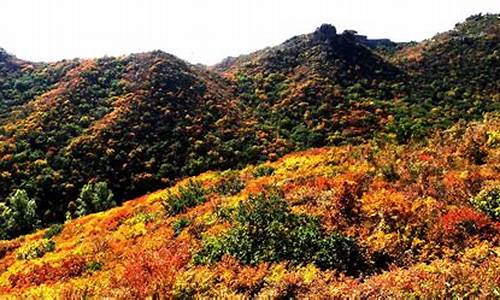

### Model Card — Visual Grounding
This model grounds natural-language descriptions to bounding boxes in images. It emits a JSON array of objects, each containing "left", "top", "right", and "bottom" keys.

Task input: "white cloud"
[{"left": 0, "top": 0, "right": 498, "bottom": 64}]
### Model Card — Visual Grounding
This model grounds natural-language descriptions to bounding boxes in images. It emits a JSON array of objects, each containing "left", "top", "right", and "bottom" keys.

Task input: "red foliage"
[
  {"left": 282, "top": 176, "right": 337, "bottom": 195},
  {"left": 98, "top": 208, "right": 133, "bottom": 231},
  {"left": 440, "top": 207, "right": 493, "bottom": 239},
  {"left": 0, "top": 241, "right": 20, "bottom": 259},
  {"left": 418, "top": 153, "right": 432, "bottom": 162},
  {"left": 215, "top": 256, "right": 269, "bottom": 292},
  {"left": 9, "top": 256, "right": 88, "bottom": 289},
  {"left": 114, "top": 241, "right": 190, "bottom": 298}
]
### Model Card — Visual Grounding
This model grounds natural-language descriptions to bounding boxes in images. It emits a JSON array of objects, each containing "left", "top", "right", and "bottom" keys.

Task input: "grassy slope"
[{"left": 0, "top": 115, "right": 500, "bottom": 298}]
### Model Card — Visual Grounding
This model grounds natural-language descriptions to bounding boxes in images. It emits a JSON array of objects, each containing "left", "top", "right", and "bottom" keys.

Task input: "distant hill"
[
  {"left": 0, "top": 49, "right": 78, "bottom": 116},
  {"left": 391, "top": 13, "right": 499, "bottom": 96}
]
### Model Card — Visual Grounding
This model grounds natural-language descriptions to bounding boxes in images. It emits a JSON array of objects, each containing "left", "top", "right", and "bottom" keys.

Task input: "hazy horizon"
[{"left": 0, "top": 0, "right": 498, "bottom": 65}]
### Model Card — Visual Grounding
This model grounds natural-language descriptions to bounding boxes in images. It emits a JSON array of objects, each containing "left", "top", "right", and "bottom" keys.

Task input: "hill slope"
[
  {"left": 0, "top": 15, "right": 498, "bottom": 228},
  {"left": 1, "top": 115, "right": 500, "bottom": 297},
  {"left": 0, "top": 51, "right": 243, "bottom": 223}
]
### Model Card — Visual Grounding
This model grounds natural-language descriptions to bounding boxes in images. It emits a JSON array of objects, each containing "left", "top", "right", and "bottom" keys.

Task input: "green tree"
[
  {"left": 2, "top": 189, "right": 40, "bottom": 238},
  {"left": 75, "top": 182, "right": 115, "bottom": 217},
  {"left": 472, "top": 183, "right": 500, "bottom": 220},
  {"left": 0, "top": 202, "right": 12, "bottom": 239},
  {"left": 195, "top": 191, "right": 365, "bottom": 274}
]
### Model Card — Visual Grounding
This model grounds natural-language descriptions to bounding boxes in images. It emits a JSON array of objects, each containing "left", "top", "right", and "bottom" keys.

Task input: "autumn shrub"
[
  {"left": 163, "top": 180, "right": 207, "bottom": 216},
  {"left": 440, "top": 207, "right": 492, "bottom": 241},
  {"left": 43, "top": 223, "right": 64, "bottom": 239},
  {"left": 380, "top": 164, "right": 400, "bottom": 182},
  {"left": 172, "top": 217, "right": 190, "bottom": 236},
  {"left": 486, "top": 131, "right": 500, "bottom": 147},
  {"left": 172, "top": 267, "right": 219, "bottom": 298},
  {"left": 0, "top": 240, "right": 20, "bottom": 259},
  {"left": 16, "top": 239, "right": 55, "bottom": 260},
  {"left": 114, "top": 242, "right": 191, "bottom": 298},
  {"left": 194, "top": 192, "right": 364, "bottom": 274},
  {"left": 9, "top": 256, "right": 88, "bottom": 289},
  {"left": 471, "top": 183, "right": 500, "bottom": 220},
  {"left": 213, "top": 173, "right": 245, "bottom": 196},
  {"left": 466, "top": 141, "right": 488, "bottom": 165},
  {"left": 361, "top": 189, "right": 411, "bottom": 230},
  {"left": 215, "top": 257, "right": 270, "bottom": 293},
  {"left": 461, "top": 131, "right": 488, "bottom": 165},
  {"left": 253, "top": 165, "right": 275, "bottom": 177}
]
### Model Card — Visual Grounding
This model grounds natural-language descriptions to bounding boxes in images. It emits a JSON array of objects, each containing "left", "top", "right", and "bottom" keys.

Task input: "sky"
[{"left": 0, "top": 0, "right": 498, "bottom": 65}]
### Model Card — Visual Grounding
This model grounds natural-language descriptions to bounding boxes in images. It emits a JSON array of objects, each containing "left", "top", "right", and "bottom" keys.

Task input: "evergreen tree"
[
  {"left": 75, "top": 184, "right": 92, "bottom": 217},
  {"left": 0, "top": 202, "right": 12, "bottom": 240},
  {"left": 2, "top": 189, "right": 39, "bottom": 238},
  {"left": 75, "top": 182, "right": 115, "bottom": 217},
  {"left": 92, "top": 182, "right": 116, "bottom": 212}
]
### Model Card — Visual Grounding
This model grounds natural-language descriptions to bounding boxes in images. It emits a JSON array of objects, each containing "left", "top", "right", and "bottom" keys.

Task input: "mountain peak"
[
  {"left": 0, "top": 48, "right": 10, "bottom": 60},
  {"left": 312, "top": 24, "right": 337, "bottom": 41}
]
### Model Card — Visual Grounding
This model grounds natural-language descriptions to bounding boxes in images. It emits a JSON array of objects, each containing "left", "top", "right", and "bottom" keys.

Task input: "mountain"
[
  {"left": 0, "top": 49, "right": 78, "bottom": 116},
  {"left": 392, "top": 13, "right": 499, "bottom": 97},
  {"left": 0, "top": 14, "right": 498, "bottom": 230},
  {"left": 0, "top": 51, "right": 244, "bottom": 223},
  {"left": 216, "top": 15, "right": 499, "bottom": 147},
  {"left": 385, "top": 13, "right": 500, "bottom": 134},
  {"left": 214, "top": 24, "right": 404, "bottom": 146},
  {"left": 0, "top": 14, "right": 498, "bottom": 297}
]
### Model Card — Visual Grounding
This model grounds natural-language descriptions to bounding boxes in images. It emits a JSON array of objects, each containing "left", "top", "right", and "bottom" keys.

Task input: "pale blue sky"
[{"left": 0, "top": 0, "right": 498, "bottom": 65}]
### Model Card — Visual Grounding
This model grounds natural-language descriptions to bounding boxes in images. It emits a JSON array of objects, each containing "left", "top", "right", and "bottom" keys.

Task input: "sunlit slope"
[{"left": 1, "top": 116, "right": 500, "bottom": 298}]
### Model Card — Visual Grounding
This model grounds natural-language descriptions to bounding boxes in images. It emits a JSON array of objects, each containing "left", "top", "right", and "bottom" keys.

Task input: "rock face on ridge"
[{"left": 312, "top": 24, "right": 338, "bottom": 42}]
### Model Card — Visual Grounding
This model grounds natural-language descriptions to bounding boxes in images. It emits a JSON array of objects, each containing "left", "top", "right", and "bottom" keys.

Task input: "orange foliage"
[
  {"left": 361, "top": 189, "right": 411, "bottom": 229},
  {"left": 7, "top": 256, "right": 88, "bottom": 290},
  {"left": 97, "top": 207, "right": 134, "bottom": 231},
  {"left": 111, "top": 241, "right": 190, "bottom": 298},
  {"left": 440, "top": 207, "right": 495, "bottom": 242},
  {"left": 215, "top": 256, "right": 269, "bottom": 292}
]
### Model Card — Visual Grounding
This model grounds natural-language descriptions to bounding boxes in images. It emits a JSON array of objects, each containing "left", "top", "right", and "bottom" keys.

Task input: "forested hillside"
[
  {"left": 1, "top": 114, "right": 500, "bottom": 297},
  {"left": 0, "top": 15, "right": 497, "bottom": 233}
]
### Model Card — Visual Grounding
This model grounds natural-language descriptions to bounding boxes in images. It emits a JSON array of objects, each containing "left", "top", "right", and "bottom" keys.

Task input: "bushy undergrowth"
[
  {"left": 16, "top": 239, "right": 55, "bottom": 260},
  {"left": 194, "top": 191, "right": 365, "bottom": 274},
  {"left": 172, "top": 217, "right": 191, "bottom": 236},
  {"left": 163, "top": 181, "right": 207, "bottom": 216},
  {"left": 213, "top": 173, "right": 245, "bottom": 196},
  {"left": 43, "top": 224, "right": 64, "bottom": 239},
  {"left": 253, "top": 165, "right": 275, "bottom": 177},
  {"left": 472, "top": 183, "right": 500, "bottom": 220}
]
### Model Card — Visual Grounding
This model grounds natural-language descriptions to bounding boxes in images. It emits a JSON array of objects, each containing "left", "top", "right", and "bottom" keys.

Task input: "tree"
[
  {"left": 1, "top": 189, "right": 40, "bottom": 239},
  {"left": 92, "top": 182, "right": 116, "bottom": 212},
  {"left": 0, "top": 202, "right": 12, "bottom": 239},
  {"left": 75, "top": 182, "right": 115, "bottom": 217}
]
